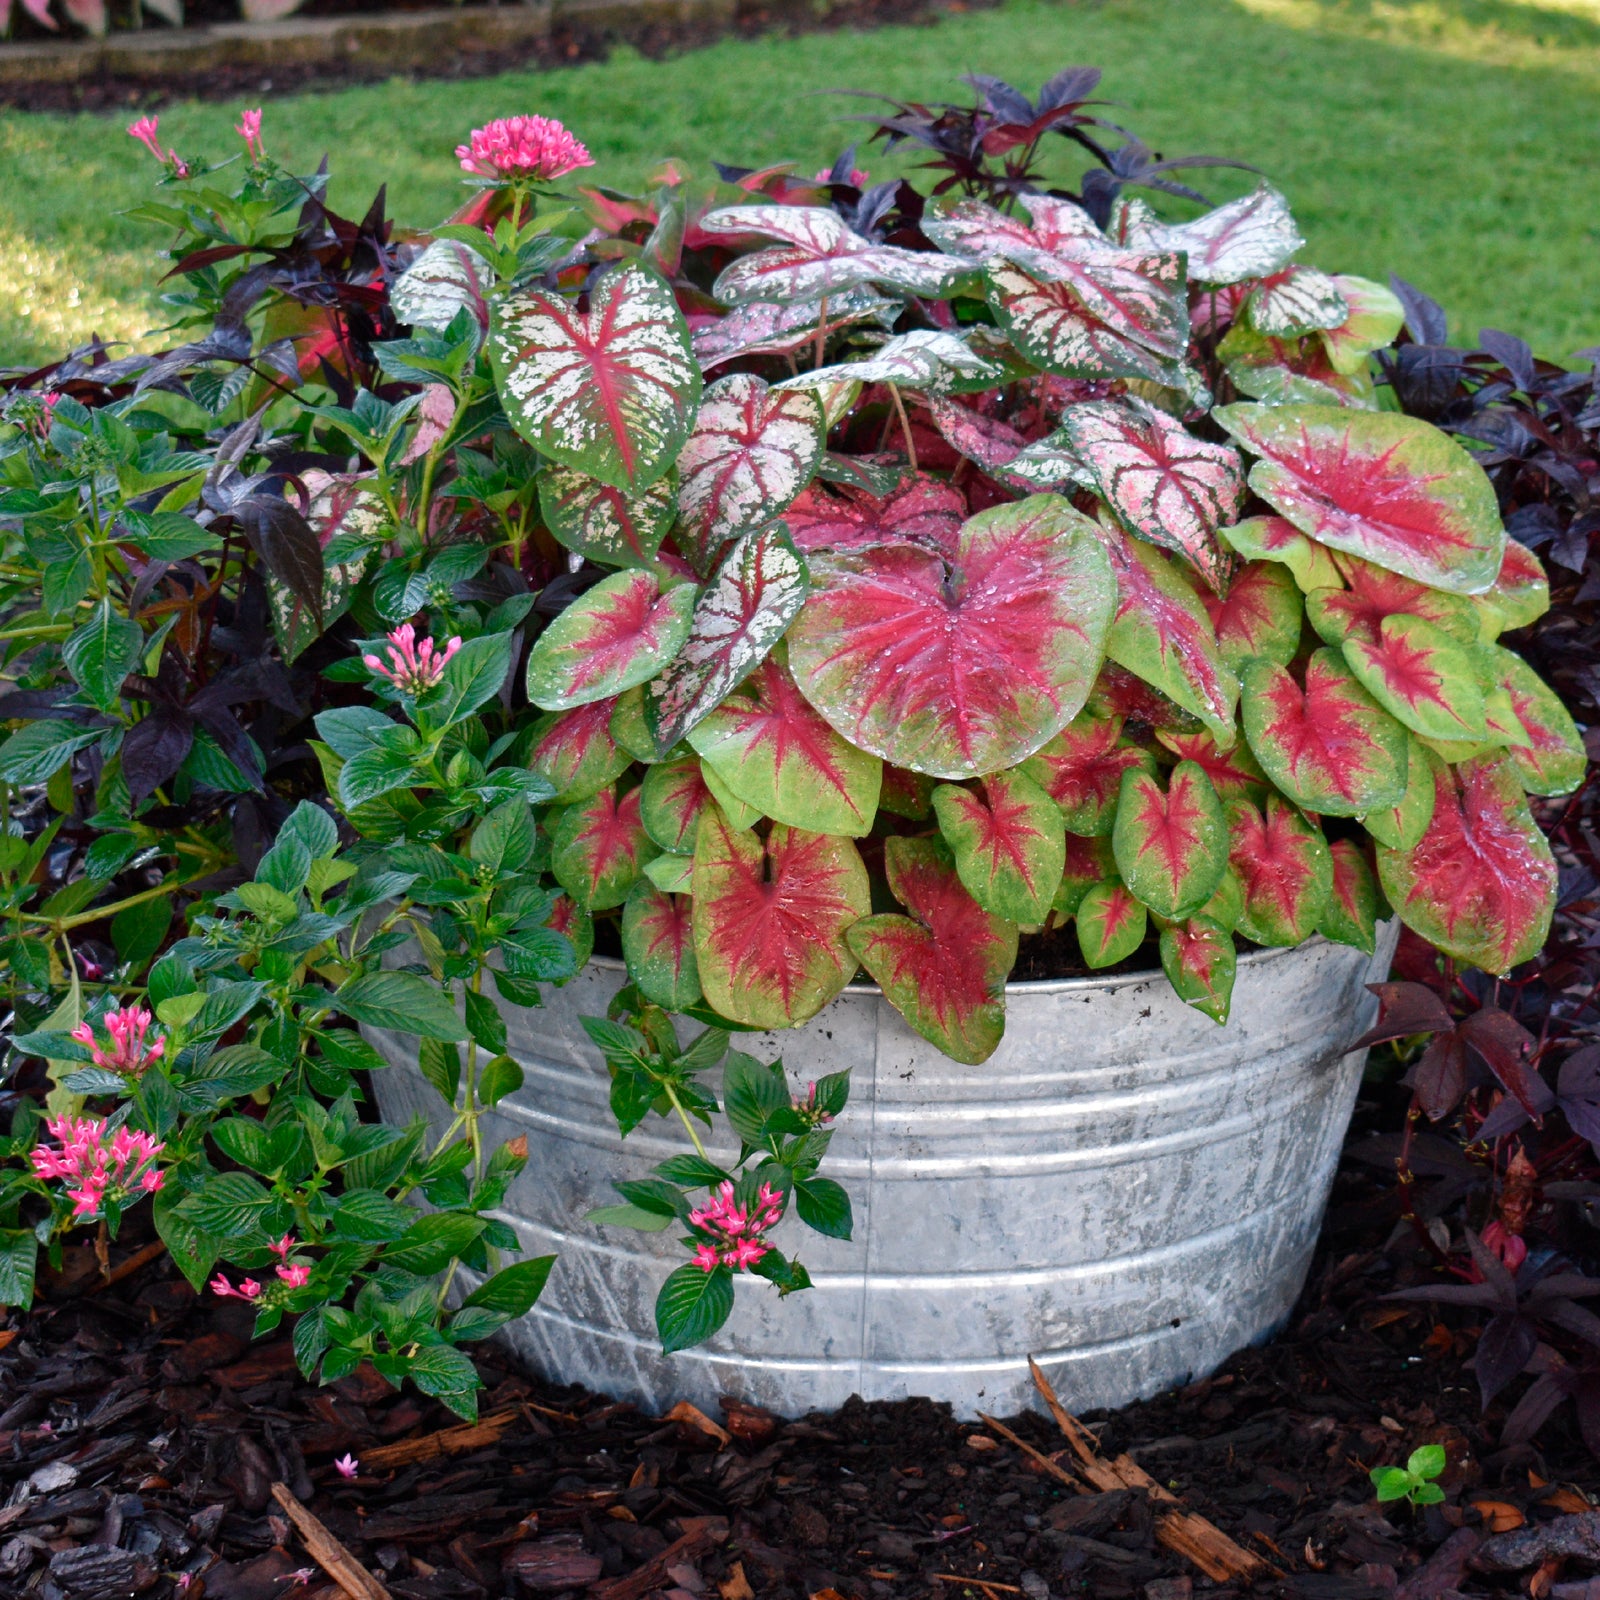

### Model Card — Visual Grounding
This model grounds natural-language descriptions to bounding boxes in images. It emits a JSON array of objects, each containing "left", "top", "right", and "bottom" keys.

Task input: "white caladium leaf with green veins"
[
  {"left": 489, "top": 262, "right": 701, "bottom": 495},
  {"left": 641, "top": 524, "right": 811, "bottom": 756},
  {"left": 1112, "top": 185, "right": 1303, "bottom": 285},
  {"left": 700, "top": 204, "right": 968, "bottom": 305},
  {"left": 1247, "top": 266, "right": 1351, "bottom": 338},
  {"left": 692, "top": 288, "right": 897, "bottom": 371},
  {"left": 676, "top": 374, "right": 825, "bottom": 573},
  {"left": 392, "top": 239, "right": 493, "bottom": 333},
  {"left": 776, "top": 330, "right": 1005, "bottom": 396}
]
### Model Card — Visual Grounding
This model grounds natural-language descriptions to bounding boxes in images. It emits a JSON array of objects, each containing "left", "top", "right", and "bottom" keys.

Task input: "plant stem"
[
  {"left": 887, "top": 384, "right": 918, "bottom": 474},
  {"left": 662, "top": 1080, "right": 709, "bottom": 1162},
  {"left": 813, "top": 296, "right": 829, "bottom": 371}
]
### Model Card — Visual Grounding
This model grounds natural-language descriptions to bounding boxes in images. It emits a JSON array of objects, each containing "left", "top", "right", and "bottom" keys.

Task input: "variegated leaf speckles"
[
  {"left": 675, "top": 373, "right": 824, "bottom": 574},
  {"left": 1112, "top": 761, "right": 1229, "bottom": 921},
  {"left": 392, "top": 238, "right": 492, "bottom": 333},
  {"left": 1214, "top": 404, "right": 1507, "bottom": 595},
  {"left": 539, "top": 466, "right": 676, "bottom": 570},
  {"left": 693, "top": 288, "right": 895, "bottom": 370},
  {"left": 1375, "top": 752, "right": 1557, "bottom": 975},
  {"left": 787, "top": 494, "right": 1115, "bottom": 779},
  {"left": 1113, "top": 184, "right": 1302, "bottom": 286},
  {"left": 691, "top": 805, "right": 870, "bottom": 1029},
  {"left": 777, "top": 330, "right": 1004, "bottom": 397},
  {"left": 1246, "top": 266, "right": 1350, "bottom": 338},
  {"left": 782, "top": 476, "right": 966, "bottom": 556},
  {"left": 489, "top": 262, "right": 701, "bottom": 494},
  {"left": 1062, "top": 397, "right": 1243, "bottom": 592},
  {"left": 269, "top": 470, "right": 383, "bottom": 663},
  {"left": 642, "top": 524, "right": 810, "bottom": 757}
]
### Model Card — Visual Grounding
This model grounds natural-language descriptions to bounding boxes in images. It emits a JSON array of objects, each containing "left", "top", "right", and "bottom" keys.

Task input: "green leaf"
[
  {"left": 0, "top": 722, "right": 101, "bottom": 786},
  {"left": 794, "top": 1176, "right": 852, "bottom": 1240},
  {"left": 333, "top": 1188, "right": 416, "bottom": 1242},
  {"left": 406, "top": 1341, "right": 481, "bottom": 1418},
  {"left": 656, "top": 1261, "right": 735, "bottom": 1354},
  {"left": 336, "top": 972, "right": 468, "bottom": 1041},
  {"left": 463, "top": 989, "right": 508, "bottom": 1055},
  {"left": 1370, "top": 1467, "right": 1412, "bottom": 1503},
  {"left": 587, "top": 1203, "right": 677, "bottom": 1231},
  {"left": 468, "top": 799, "right": 535, "bottom": 873},
  {"left": 0, "top": 1230, "right": 37, "bottom": 1310},
  {"left": 210, "top": 1116, "right": 279, "bottom": 1175},
  {"left": 181, "top": 1170, "right": 275, "bottom": 1237},
  {"left": 111, "top": 895, "right": 173, "bottom": 967},
  {"left": 1406, "top": 1444, "right": 1446, "bottom": 1480},
  {"left": 62, "top": 598, "right": 142, "bottom": 712},
  {"left": 385, "top": 1212, "right": 487, "bottom": 1273},
  {"left": 462, "top": 1256, "right": 555, "bottom": 1316},
  {"left": 427, "top": 631, "right": 513, "bottom": 729},
  {"left": 478, "top": 1053, "right": 524, "bottom": 1107},
  {"left": 722, "top": 1050, "right": 797, "bottom": 1147},
  {"left": 154, "top": 1185, "right": 222, "bottom": 1292},
  {"left": 338, "top": 745, "right": 422, "bottom": 810}
]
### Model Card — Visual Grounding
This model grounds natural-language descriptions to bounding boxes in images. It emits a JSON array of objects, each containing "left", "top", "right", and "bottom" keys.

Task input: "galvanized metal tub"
[{"left": 368, "top": 925, "right": 1396, "bottom": 1420}]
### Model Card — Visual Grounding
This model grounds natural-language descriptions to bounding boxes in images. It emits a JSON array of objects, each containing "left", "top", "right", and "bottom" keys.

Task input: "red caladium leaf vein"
[
  {"left": 1226, "top": 795, "right": 1333, "bottom": 947},
  {"left": 932, "top": 769, "right": 1066, "bottom": 923},
  {"left": 1159, "top": 916, "right": 1237, "bottom": 1023},
  {"left": 1305, "top": 553, "right": 1477, "bottom": 648},
  {"left": 1320, "top": 838, "right": 1383, "bottom": 955},
  {"left": 622, "top": 881, "right": 702, "bottom": 1010},
  {"left": 1200, "top": 559, "right": 1303, "bottom": 670},
  {"left": 551, "top": 785, "right": 658, "bottom": 910},
  {"left": 782, "top": 476, "right": 966, "bottom": 556},
  {"left": 1021, "top": 711, "right": 1156, "bottom": 836},
  {"left": 1075, "top": 879, "right": 1148, "bottom": 969},
  {"left": 639, "top": 755, "right": 715, "bottom": 852},
  {"left": 539, "top": 466, "right": 676, "bottom": 569},
  {"left": 1341, "top": 614, "right": 1488, "bottom": 743},
  {"left": 1112, "top": 761, "right": 1229, "bottom": 921},
  {"left": 1488, "top": 645, "right": 1586, "bottom": 796},
  {"left": 1113, "top": 184, "right": 1301, "bottom": 285},
  {"left": 525, "top": 698, "right": 630, "bottom": 802}
]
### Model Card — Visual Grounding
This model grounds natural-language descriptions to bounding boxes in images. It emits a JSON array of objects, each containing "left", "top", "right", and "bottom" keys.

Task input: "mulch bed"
[{"left": 3, "top": 1081, "right": 1598, "bottom": 1600}]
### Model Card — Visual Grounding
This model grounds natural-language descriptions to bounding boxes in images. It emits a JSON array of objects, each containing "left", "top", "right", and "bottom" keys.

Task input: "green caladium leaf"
[
  {"left": 525, "top": 570, "right": 697, "bottom": 710},
  {"left": 1220, "top": 514, "right": 1342, "bottom": 593},
  {"left": 643, "top": 852, "right": 693, "bottom": 893},
  {"left": 1246, "top": 265, "right": 1349, "bottom": 337},
  {"left": 1341, "top": 615, "right": 1488, "bottom": 743},
  {"left": 692, "top": 805, "right": 869, "bottom": 1029},
  {"left": 1319, "top": 838, "right": 1383, "bottom": 955},
  {"left": 1475, "top": 540, "right": 1549, "bottom": 638},
  {"left": 1054, "top": 833, "right": 1117, "bottom": 916},
  {"left": 880, "top": 765, "right": 936, "bottom": 821},
  {"left": 1112, "top": 761, "right": 1229, "bottom": 921},
  {"left": 675, "top": 373, "right": 824, "bottom": 574},
  {"left": 687, "top": 654, "right": 881, "bottom": 837},
  {"left": 1214, "top": 404, "right": 1506, "bottom": 595},
  {"left": 698, "top": 759, "right": 762, "bottom": 830},
  {"left": 1305, "top": 553, "right": 1478, "bottom": 648},
  {"left": 622, "top": 881, "right": 702, "bottom": 1010},
  {"left": 1363, "top": 734, "right": 1438, "bottom": 851},
  {"left": 1375, "top": 752, "right": 1557, "bottom": 975},
  {"left": 524, "top": 699, "right": 631, "bottom": 802},
  {"left": 1020, "top": 711, "right": 1157, "bottom": 836},
  {"left": 551, "top": 786, "right": 658, "bottom": 910},
  {"left": 1154, "top": 729, "right": 1268, "bottom": 804},
  {"left": 1226, "top": 795, "right": 1333, "bottom": 947},
  {"left": 1240, "top": 650, "right": 1410, "bottom": 816},
  {"left": 1319, "top": 274, "right": 1405, "bottom": 376},
  {"left": 932, "top": 769, "right": 1066, "bottom": 924},
  {"left": 1201, "top": 560, "right": 1303, "bottom": 671},
  {"left": 1075, "top": 879, "right": 1147, "bottom": 969},
  {"left": 1198, "top": 864, "right": 1245, "bottom": 932},
  {"left": 488, "top": 262, "right": 701, "bottom": 494},
  {"left": 62, "top": 598, "right": 142, "bottom": 712},
  {"left": 1098, "top": 524, "right": 1239, "bottom": 742},
  {"left": 1481, "top": 645, "right": 1585, "bottom": 797},
  {"left": 643, "top": 524, "right": 810, "bottom": 756},
  {"left": 639, "top": 755, "right": 714, "bottom": 853},
  {"left": 1159, "top": 916, "right": 1236, "bottom": 1024},
  {"left": 790, "top": 495, "right": 1115, "bottom": 779},
  {"left": 844, "top": 836, "right": 1018, "bottom": 1065},
  {"left": 538, "top": 466, "right": 676, "bottom": 569}
]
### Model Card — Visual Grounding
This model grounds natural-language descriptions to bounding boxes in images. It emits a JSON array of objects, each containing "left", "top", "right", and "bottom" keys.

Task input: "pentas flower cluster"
[
  {"left": 29, "top": 1117, "right": 163, "bottom": 1220},
  {"left": 689, "top": 1181, "right": 784, "bottom": 1273},
  {"left": 364, "top": 624, "right": 461, "bottom": 694},
  {"left": 794, "top": 1082, "right": 834, "bottom": 1127},
  {"left": 126, "top": 115, "right": 190, "bottom": 179},
  {"left": 235, "top": 107, "right": 265, "bottom": 164},
  {"left": 211, "top": 1233, "right": 311, "bottom": 1300},
  {"left": 455, "top": 115, "right": 594, "bottom": 182},
  {"left": 70, "top": 1004, "right": 164, "bottom": 1077}
]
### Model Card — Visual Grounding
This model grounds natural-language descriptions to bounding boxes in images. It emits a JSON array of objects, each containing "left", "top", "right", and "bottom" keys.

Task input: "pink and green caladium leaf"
[
  {"left": 1112, "top": 761, "right": 1229, "bottom": 921},
  {"left": 639, "top": 754, "right": 714, "bottom": 852},
  {"left": 1197, "top": 863, "right": 1245, "bottom": 932},
  {"left": 1240, "top": 650, "right": 1410, "bottom": 816},
  {"left": 1159, "top": 916, "right": 1237, "bottom": 1025},
  {"left": 687, "top": 653, "right": 881, "bottom": 836},
  {"left": 1053, "top": 832, "right": 1117, "bottom": 917},
  {"left": 788, "top": 494, "right": 1115, "bottom": 779},
  {"left": 1319, "top": 838, "right": 1384, "bottom": 955},
  {"left": 525, "top": 570, "right": 697, "bottom": 711},
  {"left": 984, "top": 259, "right": 1188, "bottom": 384},
  {"left": 1481, "top": 645, "right": 1586, "bottom": 796},
  {"left": 1214, "top": 404, "right": 1506, "bottom": 595},
  {"left": 1155, "top": 728, "right": 1268, "bottom": 804},
  {"left": 643, "top": 852, "right": 694, "bottom": 894},
  {"left": 932, "top": 769, "right": 1066, "bottom": 924},
  {"left": 1363, "top": 735, "right": 1437, "bottom": 851},
  {"left": 701, "top": 204, "right": 967, "bottom": 304},
  {"left": 1200, "top": 560, "right": 1304, "bottom": 671},
  {"left": 1217, "top": 319, "right": 1376, "bottom": 411},
  {"left": 782, "top": 476, "right": 966, "bottom": 556},
  {"left": 551, "top": 785, "right": 659, "bottom": 910},
  {"left": 538, "top": 466, "right": 676, "bottom": 569},
  {"left": 693, "top": 287, "right": 896, "bottom": 370},
  {"left": 1088, "top": 663, "right": 1203, "bottom": 733},
  {"left": 524, "top": 698, "right": 631, "bottom": 802},
  {"left": 1112, "top": 184, "right": 1302, "bottom": 285},
  {"left": 922, "top": 398, "right": 1092, "bottom": 495},
  {"left": 489, "top": 262, "right": 701, "bottom": 494},
  {"left": 781, "top": 330, "right": 1005, "bottom": 397},
  {"left": 691, "top": 805, "right": 870, "bottom": 1029},
  {"left": 1220, "top": 514, "right": 1343, "bottom": 593},
  {"left": 1341, "top": 614, "right": 1489, "bottom": 743},
  {"left": 622, "top": 882, "right": 702, "bottom": 1010},
  {"left": 609, "top": 687, "right": 661, "bottom": 763},
  {"left": 1225, "top": 795, "right": 1333, "bottom": 947},
  {"left": 1075, "top": 879, "right": 1148, "bottom": 969},
  {"left": 1060, "top": 397, "right": 1244, "bottom": 592},
  {"left": 844, "top": 837, "right": 1018, "bottom": 1065},
  {"left": 1245, "top": 266, "right": 1350, "bottom": 338},
  {"left": 1375, "top": 753, "right": 1557, "bottom": 975},
  {"left": 641, "top": 524, "right": 810, "bottom": 756},
  {"left": 880, "top": 765, "right": 936, "bottom": 820},
  {"left": 920, "top": 192, "right": 1108, "bottom": 274},
  {"left": 1020, "top": 711, "right": 1156, "bottom": 836},
  {"left": 1475, "top": 540, "right": 1550, "bottom": 638},
  {"left": 547, "top": 892, "right": 596, "bottom": 975},
  {"left": 674, "top": 374, "right": 825, "bottom": 574},
  {"left": 697, "top": 759, "right": 762, "bottom": 831},
  {"left": 1319, "top": 275, "right": 1405, "bottom": 376},
  {"left": 1098, "top": 525, "right": 1240, "bottom": 742},
  {"left": 1305, "top": 554, "right": 1478, "bottom": 648}
]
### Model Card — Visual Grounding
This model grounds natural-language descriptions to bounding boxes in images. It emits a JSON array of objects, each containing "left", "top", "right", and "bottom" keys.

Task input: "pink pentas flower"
[
  {"left": 126, "top": 114, "right": 190, "bottom": 179},
  {"left": 689, "top": 1180, "right": 785, "bottom": 1273},
  {"left": 70, "top": 1004, "right": 164, "bottom": 1077},
  {"left": 30, "top": 1116, "right": 164, "bottom": 1223},
  {"left": 363, "top": 623, "right": 462, "bottom": 696},
  {"left": 276, "top": 1262, "right": 311, "bottom": 1289},
  {"left": 455, "top": 115, "right": 594, "bottom": 182},
  {"left": 209, "top": 1273, "right": 262, "bottom": 1300},
  {"left": 815, "top": 164, "right": 870, "bottom": 187},
  {"left": 334, "top": 1453, "right": 359, "bottom": 1478},
  {"left": 235, "top": 107, "right": 265, "bottom": 162}
]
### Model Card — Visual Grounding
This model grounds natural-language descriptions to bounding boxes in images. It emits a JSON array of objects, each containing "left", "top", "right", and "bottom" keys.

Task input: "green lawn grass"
[{"left": 2, "top": 0, "right": 1599, "bottom": 368}]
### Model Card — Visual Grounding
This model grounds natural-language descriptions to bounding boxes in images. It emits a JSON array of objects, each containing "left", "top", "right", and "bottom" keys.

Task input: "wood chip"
[
  {"left": 662, "top": 1399, "right": 732, "bottom": 1445},
  {"left": 977, "top": 1414, "right": 1081, "bottom": 1492},
  {"left": 270, "top": 1482, "right": 391, "bottom": 1600},
  {"left": 360, "top": 1408, "right": 520, "bottom": 1471},
  {"left": 592, "top": 1523, "right": 720, "bottom": 1600}
]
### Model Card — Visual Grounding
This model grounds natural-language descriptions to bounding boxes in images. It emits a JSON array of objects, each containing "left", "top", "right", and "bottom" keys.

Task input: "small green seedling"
[{"left": 1370, "top": 1444, "right": 1447, "bottom": 1506}]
